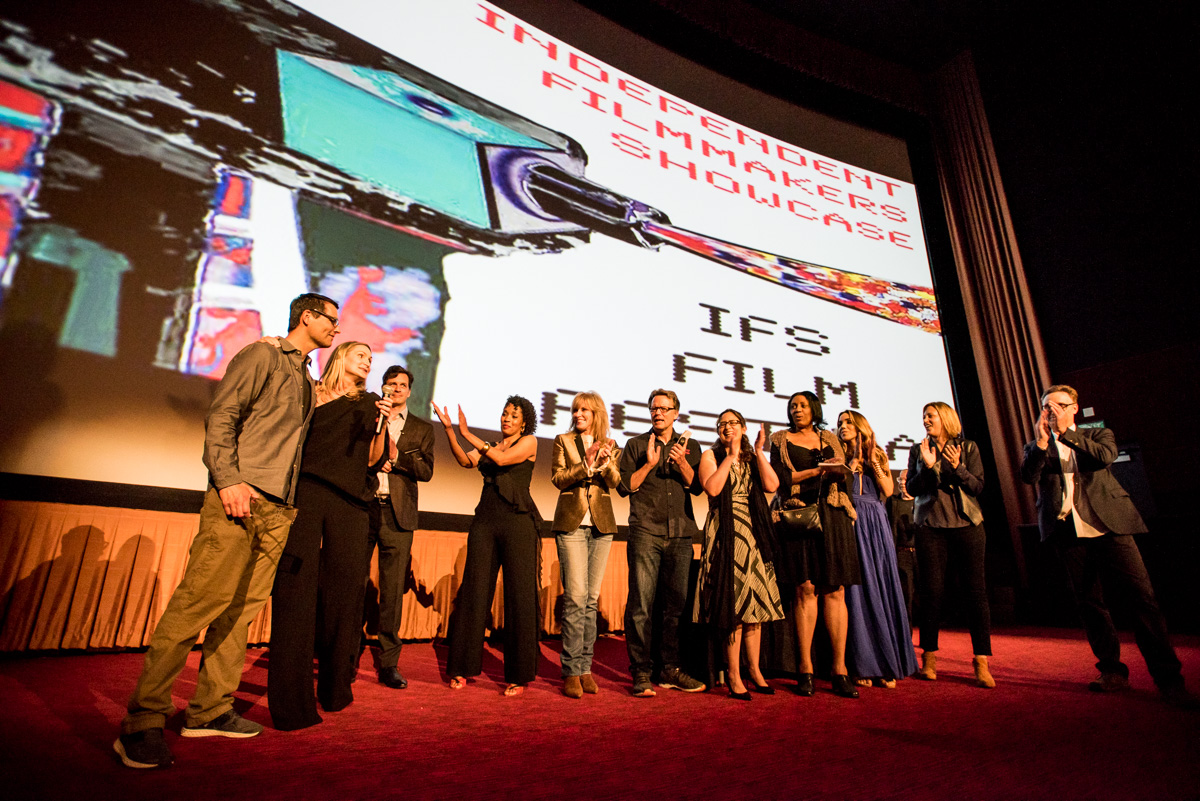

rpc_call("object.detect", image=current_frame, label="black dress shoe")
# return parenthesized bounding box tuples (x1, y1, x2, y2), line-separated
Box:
(831, 674, 859, 698)
(750, 681, 775, 695)
(794, 673, 815, 697)
(378, 667, 408, 689)
(728, 688, 752, 701)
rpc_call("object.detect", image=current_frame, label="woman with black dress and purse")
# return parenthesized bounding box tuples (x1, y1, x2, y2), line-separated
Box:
(269, 341, 391, 730)
(435, 395, 542, 697)
(768, 391, 861, 699)
(905, 400, 994, 688)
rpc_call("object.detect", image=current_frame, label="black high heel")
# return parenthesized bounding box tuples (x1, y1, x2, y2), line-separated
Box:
(794, 673, 815, 697)
(729, 688, 752, 701)
(750, 681, 775, 695)
(831, 674, 860, 698)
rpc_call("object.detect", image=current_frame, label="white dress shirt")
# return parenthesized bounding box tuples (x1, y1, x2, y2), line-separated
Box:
(1055, 426, 1106, 538)
(375, 409, 407, 500)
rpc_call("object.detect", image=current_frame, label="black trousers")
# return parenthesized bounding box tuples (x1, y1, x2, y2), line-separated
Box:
(915, 523, 991, 655)
(366, 499, 414, 670)
(446, 487, 540, 685)
(896, 547, 917, 621)
(1053, 524, 1182, 688)
(269, 477, 371, 730)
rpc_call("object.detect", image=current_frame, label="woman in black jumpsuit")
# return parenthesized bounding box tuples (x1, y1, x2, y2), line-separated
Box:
(434, 395, 542, 697)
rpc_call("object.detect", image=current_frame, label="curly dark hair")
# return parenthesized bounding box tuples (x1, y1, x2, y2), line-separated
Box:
(505, 394, 537, 436)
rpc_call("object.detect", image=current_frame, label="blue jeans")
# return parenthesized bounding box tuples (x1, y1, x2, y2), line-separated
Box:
(625, 531, 693, 676)
(555, 526, 614, 676)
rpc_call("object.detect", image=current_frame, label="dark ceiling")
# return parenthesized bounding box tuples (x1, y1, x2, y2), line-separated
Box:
(746, 0, 974, 71)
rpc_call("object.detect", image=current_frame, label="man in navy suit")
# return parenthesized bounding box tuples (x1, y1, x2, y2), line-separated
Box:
(1020, 384, 1192, 706)
(367, 365, 435, 689)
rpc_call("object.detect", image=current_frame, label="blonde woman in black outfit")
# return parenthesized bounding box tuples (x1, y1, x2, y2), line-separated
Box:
(269, 341, 391, 730)
(905, 401, 994, 688)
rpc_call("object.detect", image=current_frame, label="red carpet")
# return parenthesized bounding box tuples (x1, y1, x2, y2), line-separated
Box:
(1, 627, 1198, 800)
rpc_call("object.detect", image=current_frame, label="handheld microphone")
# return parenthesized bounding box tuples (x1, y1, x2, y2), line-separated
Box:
(376, 385, 394, 434)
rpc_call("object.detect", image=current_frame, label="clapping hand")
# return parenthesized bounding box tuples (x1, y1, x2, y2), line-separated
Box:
(755, 424, 768, 454)
(432, 403, 453, 430)
(645, 435, 662, 467)
(919, 437, 937, 468)
(943, 440, 962, 469)
(586, 438, 602, 468)
(595, 440, 614, 468)
(456, 405, 471, 439)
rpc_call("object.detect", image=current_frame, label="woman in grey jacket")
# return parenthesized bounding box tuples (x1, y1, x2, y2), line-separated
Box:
(905, 401, 994, 688)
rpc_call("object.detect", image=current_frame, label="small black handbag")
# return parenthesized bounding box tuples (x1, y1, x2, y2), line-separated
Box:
(773, 501, 822, 534)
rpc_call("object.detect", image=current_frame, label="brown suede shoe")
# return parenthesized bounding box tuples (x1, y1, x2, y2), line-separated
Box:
(918, 651, 937, 681)
(580, 673, 599, 694)
(973, 655, 996, 689)
(563, 675, 584, 699)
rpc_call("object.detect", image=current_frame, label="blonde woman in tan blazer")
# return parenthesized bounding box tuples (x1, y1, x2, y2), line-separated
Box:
(550, 391, 621, 698)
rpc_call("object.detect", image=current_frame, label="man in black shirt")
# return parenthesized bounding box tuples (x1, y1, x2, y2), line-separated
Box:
(618, 389, 706, 697)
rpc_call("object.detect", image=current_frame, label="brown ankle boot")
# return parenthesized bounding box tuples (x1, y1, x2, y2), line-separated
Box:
(918, 651, 937, 681)
(580, 673, 599, 694)
(973, 655, 995, 688)
(563, 675, 583, 698)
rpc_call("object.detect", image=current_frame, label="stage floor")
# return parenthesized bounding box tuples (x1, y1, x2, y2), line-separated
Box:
(2, 627, 1198, 800)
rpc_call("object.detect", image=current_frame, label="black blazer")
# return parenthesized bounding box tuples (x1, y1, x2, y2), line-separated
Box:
(383, 412, 435, 531)
(1019, 426, 1146, 541)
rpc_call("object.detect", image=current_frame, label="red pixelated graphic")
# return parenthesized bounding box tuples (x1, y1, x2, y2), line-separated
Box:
(0, 125, 37, 173)
(217, 173, 250, 219)
(189, 308, 263, 379)
(0, 196, 16, 257)
(318, 267, 416, 372)
(643, 220, 940, 333)
(209, 235, 252, 265)
(0, 80, 54, 120)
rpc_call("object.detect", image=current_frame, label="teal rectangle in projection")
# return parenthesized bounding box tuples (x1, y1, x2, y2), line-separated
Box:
(277, 51, 549, 230)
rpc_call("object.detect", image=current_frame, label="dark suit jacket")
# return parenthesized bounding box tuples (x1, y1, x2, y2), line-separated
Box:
(1019, 425, 1146, 541)
(550, 432, 621, 534)
(383, 412, 435, 531)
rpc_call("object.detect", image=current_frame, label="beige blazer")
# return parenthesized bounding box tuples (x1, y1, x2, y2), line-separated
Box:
(550, 432, 621, 534)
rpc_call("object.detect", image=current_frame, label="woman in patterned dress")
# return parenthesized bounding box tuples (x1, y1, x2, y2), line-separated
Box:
(695, 409, 786, 699)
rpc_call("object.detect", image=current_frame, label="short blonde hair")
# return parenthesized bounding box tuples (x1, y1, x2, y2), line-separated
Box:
(569, 391, 610, 441)
(1042, 384, 1078, 404)
(923, 401, 962, 439)
(320, 341, 370, 400)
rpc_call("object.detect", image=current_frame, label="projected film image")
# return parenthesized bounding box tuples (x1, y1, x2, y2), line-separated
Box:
(0, 0, 953, 503)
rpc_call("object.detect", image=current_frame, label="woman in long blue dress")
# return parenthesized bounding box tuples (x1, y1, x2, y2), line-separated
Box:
(838, 410, 917, 688)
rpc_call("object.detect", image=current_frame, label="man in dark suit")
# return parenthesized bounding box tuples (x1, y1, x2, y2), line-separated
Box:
(367, 365, 435, 689)
(1020, 384, 1191, 706)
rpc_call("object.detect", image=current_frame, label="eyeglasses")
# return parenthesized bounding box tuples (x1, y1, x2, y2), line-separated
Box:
(648, 405, 676, 415)
(1041, 401, 1077, 410)
(716, 421, 741, 431)
(308, 308, 340, 327)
